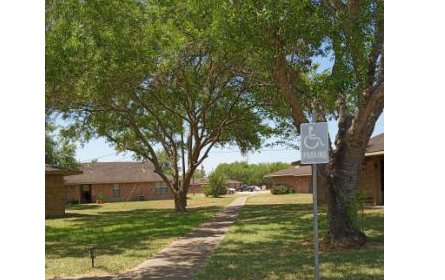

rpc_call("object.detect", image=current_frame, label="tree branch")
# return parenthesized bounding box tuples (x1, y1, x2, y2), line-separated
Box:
(272, 55, 309, 131)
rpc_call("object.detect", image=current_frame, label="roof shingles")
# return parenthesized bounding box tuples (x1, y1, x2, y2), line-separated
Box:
(265, 165, 312, 177)
(64, 162, 164, 185)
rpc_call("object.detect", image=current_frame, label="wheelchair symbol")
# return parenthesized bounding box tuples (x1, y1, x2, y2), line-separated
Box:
(303, 125, 326, 150)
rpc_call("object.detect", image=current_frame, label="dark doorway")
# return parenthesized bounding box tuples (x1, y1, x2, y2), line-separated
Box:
(380, 157, 384, 205)
(81, 184, 92, 203)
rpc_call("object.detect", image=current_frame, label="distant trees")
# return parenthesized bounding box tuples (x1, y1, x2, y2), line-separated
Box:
(214, 161, 291, 186)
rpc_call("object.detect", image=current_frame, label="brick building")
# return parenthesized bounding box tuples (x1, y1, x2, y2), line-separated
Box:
(264, 165, 313, 193)
(189, 178, 207, 194)
(64, 162, 173, 203)
(45, 165, 82, 217)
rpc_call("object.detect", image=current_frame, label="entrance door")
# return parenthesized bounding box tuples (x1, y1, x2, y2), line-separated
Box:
(81, 184, 92, 203)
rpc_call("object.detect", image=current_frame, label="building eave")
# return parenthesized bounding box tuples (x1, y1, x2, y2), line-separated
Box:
(365, 151, 384, 157)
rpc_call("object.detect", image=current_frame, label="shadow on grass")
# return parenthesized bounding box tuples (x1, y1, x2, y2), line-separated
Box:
(195, 203, 384, 280)
(363, 212, 384, 243)
(46, 206, 222, 259)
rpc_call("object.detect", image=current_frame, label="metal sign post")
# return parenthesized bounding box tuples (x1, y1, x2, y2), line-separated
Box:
(300, 122, 329, 280)
(312, 163, 319, 280)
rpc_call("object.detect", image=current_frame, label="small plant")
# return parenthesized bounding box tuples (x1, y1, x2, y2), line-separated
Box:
(341, 189, 367, 233)
(270, 185, 294, 195)
(203, 172, 227, 197)
(96, 193, 105, 204)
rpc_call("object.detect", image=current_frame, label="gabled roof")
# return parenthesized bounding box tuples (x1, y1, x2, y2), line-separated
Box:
(365, 133, 384, 156)
(264, 165, 312, 177)
(45, 164, 83, 176)
(64, 162, 165, 185)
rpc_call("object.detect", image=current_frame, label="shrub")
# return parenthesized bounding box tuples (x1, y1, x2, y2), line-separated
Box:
(203, 173, 227, 197)
(270, 185, 294, 195)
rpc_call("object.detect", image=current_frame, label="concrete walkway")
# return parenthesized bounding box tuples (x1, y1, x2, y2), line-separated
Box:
(52, 195, 249, 280)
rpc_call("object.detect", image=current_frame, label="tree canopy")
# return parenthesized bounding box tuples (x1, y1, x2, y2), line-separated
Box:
(45, 120, 79, 169)
(45, 0, 273, 211)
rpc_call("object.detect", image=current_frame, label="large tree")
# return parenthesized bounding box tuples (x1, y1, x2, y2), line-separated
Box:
(215, 0, 383, 244)
(45, 0, 270, 212)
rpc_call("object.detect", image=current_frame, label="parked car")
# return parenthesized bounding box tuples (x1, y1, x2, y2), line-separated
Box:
(227, 187, 236, 194)
(239, 185, 253, 192)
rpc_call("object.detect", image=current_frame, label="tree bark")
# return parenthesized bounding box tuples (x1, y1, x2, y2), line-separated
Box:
(324, 86, 383, 245)
(174, 188, 188, 212)
(325, 141, 368, 245)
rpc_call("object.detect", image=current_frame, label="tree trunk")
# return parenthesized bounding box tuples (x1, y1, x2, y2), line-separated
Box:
(324, 137, 369, 245)
(270, 32, 383, 246)
(174, 189, 187, 212)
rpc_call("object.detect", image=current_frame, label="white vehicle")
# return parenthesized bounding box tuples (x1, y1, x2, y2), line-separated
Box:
(227, 187, 236, 194)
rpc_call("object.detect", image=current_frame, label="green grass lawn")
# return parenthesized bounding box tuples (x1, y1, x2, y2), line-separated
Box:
(45, 194, 237, 278)
(195, 193, 384, 280)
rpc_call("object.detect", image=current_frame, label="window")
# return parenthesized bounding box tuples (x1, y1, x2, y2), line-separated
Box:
(155, 182, 168, 196)
(113, 183, 121, 197)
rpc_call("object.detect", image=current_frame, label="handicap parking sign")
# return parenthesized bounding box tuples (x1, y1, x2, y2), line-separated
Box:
(300, 122, 329, 164)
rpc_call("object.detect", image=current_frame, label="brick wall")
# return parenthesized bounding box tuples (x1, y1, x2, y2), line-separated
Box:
(317, 155, 383, 205)
(271, 176, 312, 193)
(360, 156, 383, 205)
(65, 185, 80, 203)
(226, 182, 241, 189)
(189, 184, 204, 194)
(65, 181, 175, 203)
(46, 174, 65, 217)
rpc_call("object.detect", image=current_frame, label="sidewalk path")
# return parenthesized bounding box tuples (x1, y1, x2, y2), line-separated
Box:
(52, 195, 250, 280)
(120, 195, 248, 279)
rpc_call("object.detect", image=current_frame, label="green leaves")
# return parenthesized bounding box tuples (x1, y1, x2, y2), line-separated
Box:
(45, 119, 79, 169)
(45, 0, 274, 199)
(204, 172, 227, 198)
